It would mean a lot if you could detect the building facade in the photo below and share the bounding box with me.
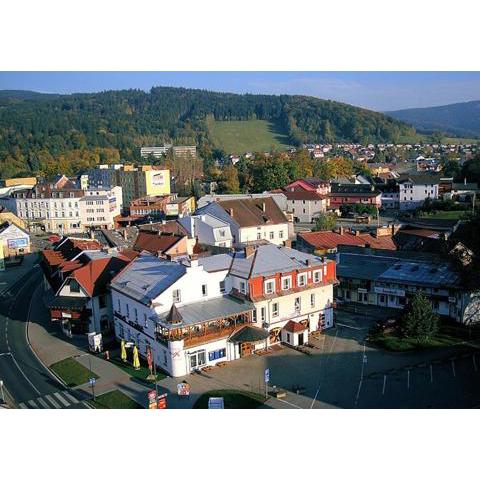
[398,174,440,211]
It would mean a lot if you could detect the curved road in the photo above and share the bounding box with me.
[0,264,87,408]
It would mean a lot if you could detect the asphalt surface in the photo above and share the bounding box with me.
[0,264,88,409]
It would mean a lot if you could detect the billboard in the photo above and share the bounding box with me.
[7,238,29,248]
[152,172,165,186]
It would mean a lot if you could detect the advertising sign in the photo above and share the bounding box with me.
[7,238,28,248]
[264,368,270,383]
[157,393,167,409]
[148,389,157,406]
[177,382,190,397]
[152,172,165,186]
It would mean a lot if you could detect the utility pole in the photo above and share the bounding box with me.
[0,379,5,404]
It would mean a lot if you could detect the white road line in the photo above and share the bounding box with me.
[62,391,79,404]
[382,375,387,395]
[407,370,410,390]
[275,397,302,409]
[37,397,50,409]
[27,399,38,409]
[451,360,456,377]
[19,402,27,409]
[54,392,71,407]
[44,394,61,409]
[354,342,366,407]
[474,355,478,372]
[9,353,41,396]
[430,364,434,383]
[310,328,338,409]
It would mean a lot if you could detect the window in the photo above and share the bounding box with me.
[264,279,275,295]
[70,280,80,293]
[272,302,279,317]
[269,231,274,240]
[279,230,284,239]
[295,297,301,313]
[219,281,226,293]
[173,289,181,303]
[117,298,121,313]
[201,284,208,297]
[297,273,307,287]
[282,276,291,290]
[286,333,291,343]
[260,307,266,322]
[311,293,316,307]
[126,303,130,318]
[257,232,261,240]
[313,270,321,283]
[240,281,246,294]
[208,348,226,361]
[163,350,168,366]
[134,308,138,323]
[144,313,148,327]
[99,295,106,308]
[189,350,206,369]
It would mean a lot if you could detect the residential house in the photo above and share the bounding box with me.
[195,197,290,246]
[398,174,440,211]
[329,184,382,209]
[179,213,233,248]
[133,231,189,258]
[0,221,31,259]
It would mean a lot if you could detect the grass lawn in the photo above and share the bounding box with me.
[398,133,479,145]
[88,390,143,409]
[50,357,99,387]
[419,210,468,220]
[193,389,266,409]
[108,356,166,384]
[207,116,291,153]
[371,322,479,352]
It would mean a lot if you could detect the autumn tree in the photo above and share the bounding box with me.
[218,165,240,194]
[313,212,337,231]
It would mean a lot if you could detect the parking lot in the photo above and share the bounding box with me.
[186,304,480,408]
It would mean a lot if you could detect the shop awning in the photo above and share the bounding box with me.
[48,296,89,311]
[229,325,269,343]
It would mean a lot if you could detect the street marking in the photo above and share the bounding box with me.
[275,397,302,409]
[62,391,79,404]
[382,375,387,395]
[9,353,41,396]
[407,370,410,390]
[354,342,366,407]
[27,399,38,409]
[430,364,434,384]
[473,355,478,372]
[451,360,456,377]
[44,394,61,409]
[37,397,50,409]
[334,322,366,331]
[54,392,71,407]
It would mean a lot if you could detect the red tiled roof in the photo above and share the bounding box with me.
[283,320,308,333]
[299,231,396,251]
[133,231,185,254]
[71,257,129,297]
[218,197,288,227]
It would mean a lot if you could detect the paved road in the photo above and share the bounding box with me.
[0,264,88,409]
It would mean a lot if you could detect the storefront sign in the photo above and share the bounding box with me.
[7,238,28,248]
[157,393,167,409]
[374,286,405,297]
[177,382,190,397]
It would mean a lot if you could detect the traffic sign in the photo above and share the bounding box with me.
[89,377,96,385]
[264,368,270,383]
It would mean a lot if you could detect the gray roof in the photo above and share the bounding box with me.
[336,253,397,281]
[230,244,326,279]
[156,295,254,328]
[110,252,186,305]
[229,325,269,343]
[337,251,461,288]
[198,254,232,272]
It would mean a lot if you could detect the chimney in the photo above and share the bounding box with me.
[262,202,266,212]
[339,226,344,235]
[123,229,127,240]
[228,208,234,217]
[244,244,255,257]
[355,230,361,236]
[90,229,94,240]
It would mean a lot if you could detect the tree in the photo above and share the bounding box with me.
[218,165,240,194]
[401,292,439,342]
[313,212,337,231]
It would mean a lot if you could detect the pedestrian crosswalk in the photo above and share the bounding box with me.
[19,390,83,409]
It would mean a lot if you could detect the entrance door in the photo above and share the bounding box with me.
[298,333,304,346]
[240,342,253,357]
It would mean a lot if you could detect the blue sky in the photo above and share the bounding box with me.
[0,72,479,111]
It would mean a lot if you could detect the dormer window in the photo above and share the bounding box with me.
[297,273,307,287]
[282,276,291,290]
[313,270,322,283]
[264,279,275,295]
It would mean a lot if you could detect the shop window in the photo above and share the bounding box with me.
[208,349,226,361]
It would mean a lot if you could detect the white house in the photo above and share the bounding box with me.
[79,186,123,231]
[179,213,233,248]
[398,174,441,211]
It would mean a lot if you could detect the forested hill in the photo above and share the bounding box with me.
[0,86,415,179]
[387,100,480,138]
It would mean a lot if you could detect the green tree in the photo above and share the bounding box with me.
[401,292,439,342]
[313,212,337,231]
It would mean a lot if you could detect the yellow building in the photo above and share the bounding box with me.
[0,211,27,230]
[4,177,37,187]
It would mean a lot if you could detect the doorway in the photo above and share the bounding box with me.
[298,333,304,346]
[240,342,253,357]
